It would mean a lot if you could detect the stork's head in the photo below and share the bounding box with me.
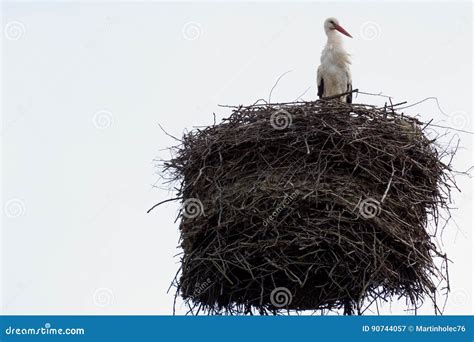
[324,17,353,38]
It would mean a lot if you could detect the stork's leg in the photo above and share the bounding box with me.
[346,83,353,104]
[317,78,324,99]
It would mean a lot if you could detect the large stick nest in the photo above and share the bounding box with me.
[161,99,455,315]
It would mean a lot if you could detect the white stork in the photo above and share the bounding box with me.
[317,17,353,103]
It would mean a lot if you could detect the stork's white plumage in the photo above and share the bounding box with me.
[317,18,353,103]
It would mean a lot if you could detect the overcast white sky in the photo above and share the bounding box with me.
[1,1,472,315]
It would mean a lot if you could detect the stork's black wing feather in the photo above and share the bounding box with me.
[317,78,324,98]
[346,82,352,104]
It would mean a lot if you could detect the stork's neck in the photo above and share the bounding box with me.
[325,31,343,49]
[322,31,350,66]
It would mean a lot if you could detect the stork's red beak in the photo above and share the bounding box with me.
[334,23,353,38]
